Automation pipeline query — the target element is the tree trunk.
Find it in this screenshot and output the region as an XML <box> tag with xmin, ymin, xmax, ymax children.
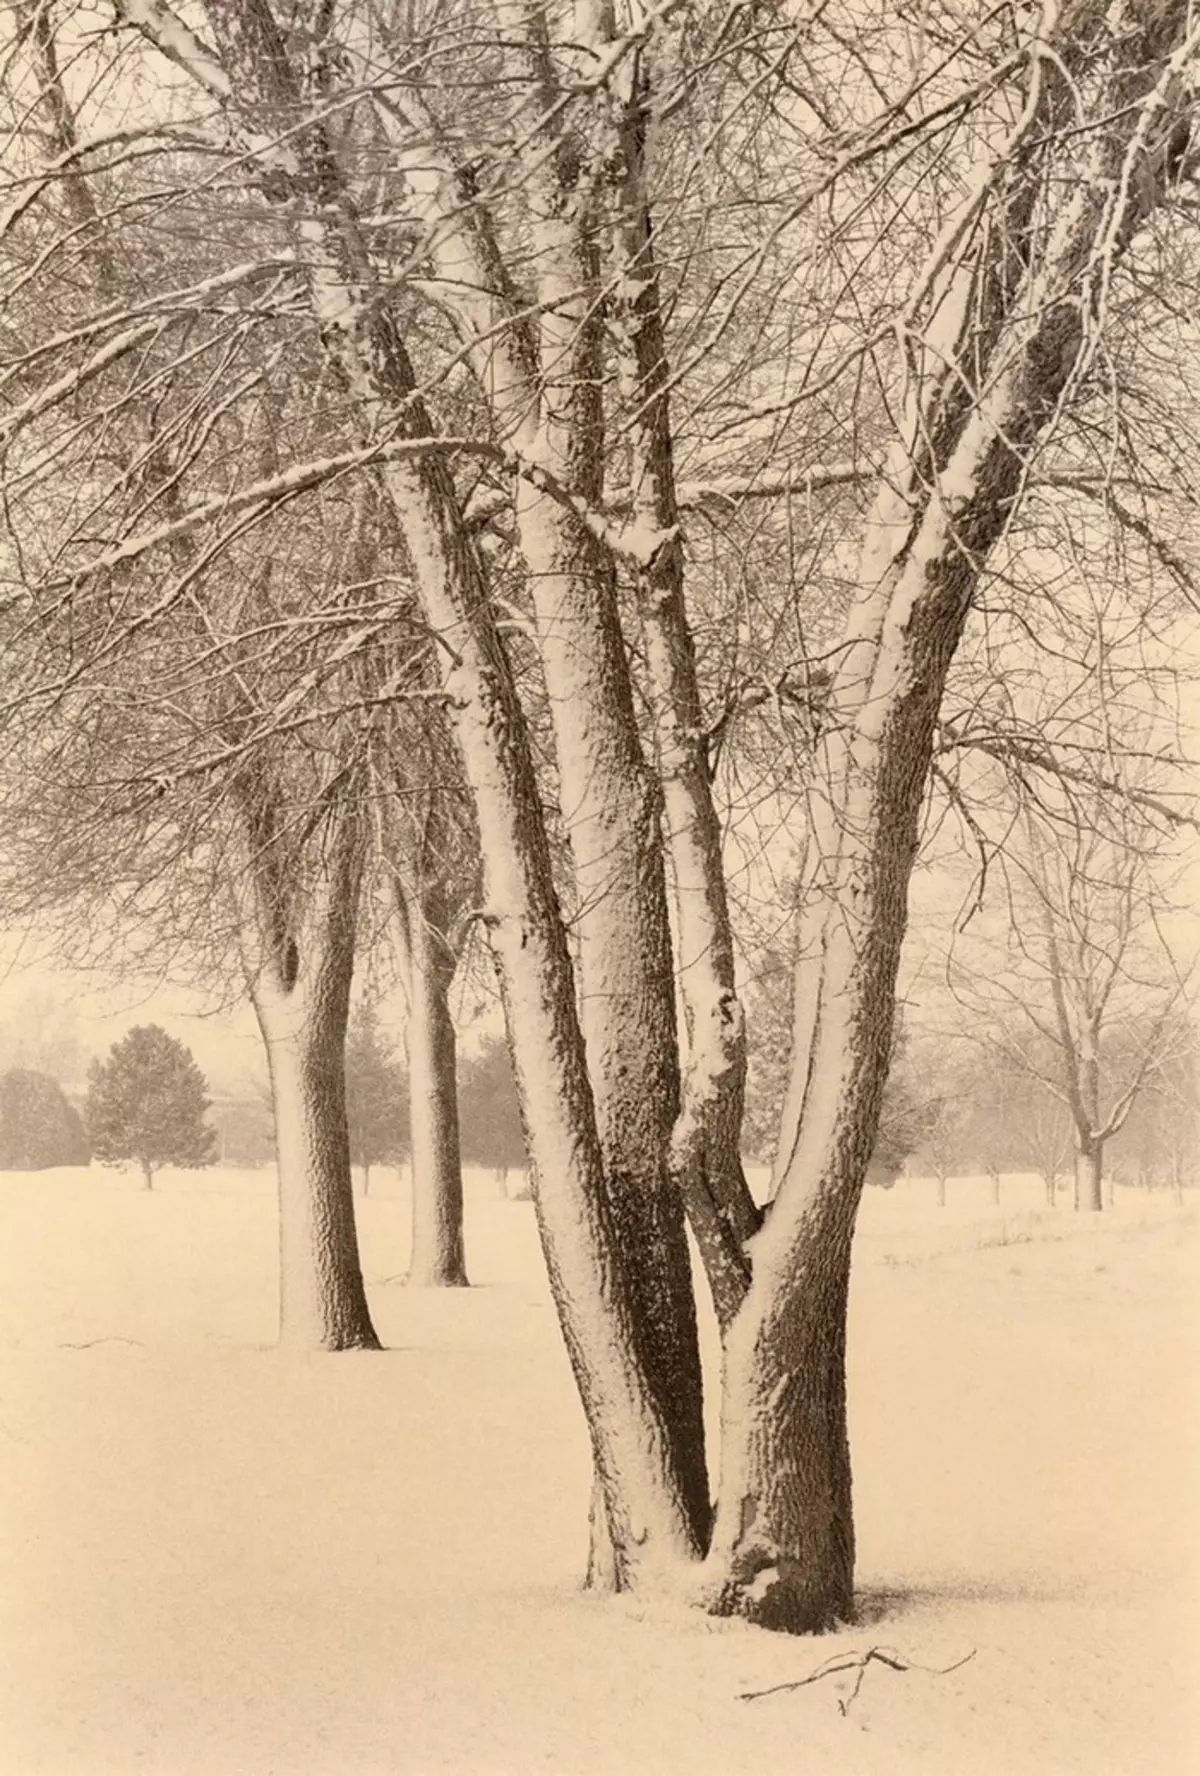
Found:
<box><xmin>607</xmin><ymin>78</ymin><xmax>760</xmax><ymax>1329</ymax></box>
<box><xmin>362</xmin><ymin>1161</ymin><xmax>370</xmax><ymax>1198</ymax></box>
<box><xmin>990</xmin><ymin>1169</ymin><xmax>1001</xmax><ymax>1208</ymax></box>
<box><xmin>239</xmin><ymin>788</ymin><xmax>380</xmax><ymax>1354</ymax></box>
<box><xmin>1075</xmin><ymin>1141</ymin><xmax>1104</xmax><ymax>1213</ymax></box>
<box><xmin>255</xmin><ymin>972</ymin><xmax>381</xmax><ymax>1352</ymax></box>
<box><xmin>703</xmin><ymin>1197</ymin><xmax>857</xmax><ymax>1632</ymax></box>
<box><xmin>936</xmin><ymin>1172</ymin><xmax>948</xmax><ymax>1209</ymax></box>
<box><xmin>1044</xmin><ymin>1170</ymin><xmax>1056</xmax><ymax>1208</ymax></box>
<box><xmin>404</xmin><ymin>921</ymin><xmax>468</xmax><ymax>1288</ymax></box>
<box><xmin>140</xmin><ymin>1157</ymin><xmax>153</xmax><ymax>1191</ymax></box>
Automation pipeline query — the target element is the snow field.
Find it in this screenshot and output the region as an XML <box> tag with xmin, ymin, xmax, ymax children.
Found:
<box><xmin>0</xmin><ymin>1164</ymin><xmax>1197</xmax><ymax>1774</ymax></box>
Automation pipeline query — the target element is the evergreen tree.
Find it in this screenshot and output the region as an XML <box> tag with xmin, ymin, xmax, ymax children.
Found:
<box><xmin>457</xmin><ymin>1036</ymin><xmax>528</xmax><ymax>1179</ymax></box>
<box><xmin>344</xmin><ymin>1004</ymin><xmax>409</xmax><ymax>1194</ymax></box>
<box><xmin>85</xmin><ymin>1026</ymin><xmax>216</xmax><ymax>1188</ymax></box>
<box><xmin>0</xmin><ymin>1069</ymin><xmax>90</xmax><ymax>1170</ymax></box>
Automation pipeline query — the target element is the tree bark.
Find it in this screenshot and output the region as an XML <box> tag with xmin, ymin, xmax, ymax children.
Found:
<box><xmin>1075</xmin><ymin>1141</ymin><xmax>1104</xmax><ymax>1213</ymax></box>
<box><xmin>240</xmin><ymin>789</ymin><xmax>380</xmax><ymax>1353</ymax></box>
<box><xmin>256</xmin><ymin>975</ymin><xmax>381</xmax><ymax>1350</ymax></box>
<box><xmin>606</xmin><ymin>59</ymin><xmax>760</xmax><ymax>1329</ymax></box>
<box><xmin>403</xmin><ymin>917</ymin><xmax>468</xmax><ymax>1288</ymax></box>
<box><xmin>369</xmin><ymin>35</ymin><xmax>710</xmax><ymax>1561</ymax></box>
<box><xmin>703</xmin><ymin>1195</ymin><xmax>857</xmax><ymax>1632</ymax></box>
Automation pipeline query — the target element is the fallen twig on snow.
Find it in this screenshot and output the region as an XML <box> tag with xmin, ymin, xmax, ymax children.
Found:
<box><xmin>739</xmin><ymin>1645</ymin><xmax>976</xmax><ymax>1714</ymax></box>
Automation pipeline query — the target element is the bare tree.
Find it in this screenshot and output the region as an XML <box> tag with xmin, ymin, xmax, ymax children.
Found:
<box><xmin>5</xmin><ymin>0</ymin><xmax>1196</xmax><ymax>1634</ymax></box>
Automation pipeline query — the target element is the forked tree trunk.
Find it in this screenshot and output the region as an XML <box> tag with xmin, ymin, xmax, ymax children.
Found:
<box><xmin>167</xmin><ymin>0</ymin><xmax>1190</xmax><ymax>1622</ymax></box>
<box><xmin>371</xmin><ymin>50</ymin><xmax>709</xmax><ymax>1557</ymax></box>
<box><xmin>403</xmin><ymin>919</ymin><xmax>468</xmax><ymax>1288</ymax></box>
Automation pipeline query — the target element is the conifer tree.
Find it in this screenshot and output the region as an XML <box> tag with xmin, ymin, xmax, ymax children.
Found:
<box><xmin>86</xmin><ymin>1026</ymin><xmax>216</xmax><ymax>1189</ymax></box>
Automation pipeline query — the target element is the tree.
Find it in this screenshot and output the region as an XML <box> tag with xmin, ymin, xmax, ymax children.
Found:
<box><xmin>378</xmin><ymin>706</ymin><xmax>475</xmax><ymax>1287</ymax></box>
<box><xmin>1109</xmin><ymin>1012</ymin><xmax>1200</xmax><ymax>1199</ymax></box>
<box><xmin>0</xmin><ymin>1069</ymin><xmax>89</xmax><ymax>1169</ymax></box>
<box><xmin>344</xmin><ymin>1002</ymin><xmax>409</xmax><ymax>1198</ymax></box>
<box><xmin>949</xmin><ymin>787</ymin><xmax>1189</xmax><ymax>1212</ymax></box>
<box><xmin>85</xmin><ymin>1025</ymin><xmax>216</xmax><ymax>1189</ymax></box>
<box><xmin>5</xmin><ymin>0</ymin><xmax>1195</xmax><ymax>1635</ymax></box>
<box><xmin>457</xmin><ymin>1034</ymin><xmax>529</xmax><ymax>1182</ymax></box>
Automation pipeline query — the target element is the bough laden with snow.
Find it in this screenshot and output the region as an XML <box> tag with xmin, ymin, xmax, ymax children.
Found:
<box><xmin>2</xmin><ymin>0</ymin><xmax>1196</xmax><ymax>1632</ymax></box>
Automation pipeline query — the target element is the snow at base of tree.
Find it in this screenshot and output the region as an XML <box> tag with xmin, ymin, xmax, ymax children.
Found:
<box><xmin>0</xmin><ymin>1163</ymin><xmax>1195</xmax><ymax>1774</ymax></box>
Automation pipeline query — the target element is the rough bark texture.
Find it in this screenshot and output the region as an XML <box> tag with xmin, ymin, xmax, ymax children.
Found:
<box><xmin>704</xmin><ymin>1209</ymin><xmax>857</xmax><ymax>1631</ymax></box>
<box><xmin>607</xmin><ymin>62</ymin><xmax>760</xmax><ymax>1331</ymax></box>
<box><xmin>257</xmin><ymin>977</ymin><xmax>381</xmax><ymax>1351</ymax></box>
<box><xmin>372</xmin><ymin>16</ymin><xmax>711</xmax><ymax>1565</ymax></box>
<box><xmin>244</xmin><ymin>786</ymin><xmax>378</xmax><ymax>1352</ymax></box>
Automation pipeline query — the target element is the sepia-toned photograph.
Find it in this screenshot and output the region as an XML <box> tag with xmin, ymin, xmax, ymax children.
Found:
<box><xmin>2</xmin><ymin>2</ymin><xmax>1198</xmax><ymax>1771</ymax></box>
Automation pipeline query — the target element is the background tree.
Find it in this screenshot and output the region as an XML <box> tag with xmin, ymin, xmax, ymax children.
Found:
<box><xmin>0</xmin><ymin>1068</ymin><xmax>89</xmax><ymax>1170</ymax></box>
<box><xmin>85</xmin><ymin>1025</ymin><xmax>216</xmax><ymax>1189</ymax></box>
<box><xmin>344</xmin><ymin>1001</ymin><xmax>409</xmax><ymax>1198</ymax></box>
<box><xmin>745</xmin><ymin>951</ymin><xmax>933</xmax><ymax>1184</ymax></box>
<box><xmin>1108</xmin><ymin>1011</ymin><xmax>1200</xmax><ymax>1199</ymax></box>
<box><xmin>948</xmin><ymin>786</ymin><xmax>1189</xmax><ymax>1211</ymax></box>
<box><xmin>457</xmin><ymin>1034</ymin><xmax>528</xmax><ymax>1193</ymax></box>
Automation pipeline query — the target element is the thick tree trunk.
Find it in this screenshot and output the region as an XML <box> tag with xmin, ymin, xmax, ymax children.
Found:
<box><xmin>1075</xmin><ymin>1141</ymin><xmax>1104</xmax><ymax>1213</ymax></box>
<box><xmin>254</xmin><ymin>968</ymin><xmax>380</xmax><ymax>1352</ymax></box>
<box><xmin>703</xmin><ymin>1206</ymin><xmax>857</xmax><ymax>1632</ymax></box>
<box><xmin>240</xmin><ymin>788</ymin><xmax>380</xmax><ymax>1353</ymax></box>
<box><xmin>404</xmin><ymin>922</ymin><xmax>468</xmax><ymax>1288</ymax></box>
<box><xmin>140</xmin><ymin>1158</ymin><xmax>153</xmax><ymax>1191</ymax></box>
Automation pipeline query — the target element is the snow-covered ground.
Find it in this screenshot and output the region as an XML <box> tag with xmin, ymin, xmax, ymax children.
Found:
<box><xmin>1</xmin><ymin>1164</ymin><xmax>1197</xmax><ymax>1775</ymax></box>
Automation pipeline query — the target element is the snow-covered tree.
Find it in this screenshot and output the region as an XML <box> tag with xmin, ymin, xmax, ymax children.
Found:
<box><xmin>5</xmin><ymin>0</ymin><xmax>1196</xmax><ymax>1634</ymax></box>
<box><xmin>85</xmin><ymin>1026</ymin><xmax>215</xmax><ymax>1188</ymax></box>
